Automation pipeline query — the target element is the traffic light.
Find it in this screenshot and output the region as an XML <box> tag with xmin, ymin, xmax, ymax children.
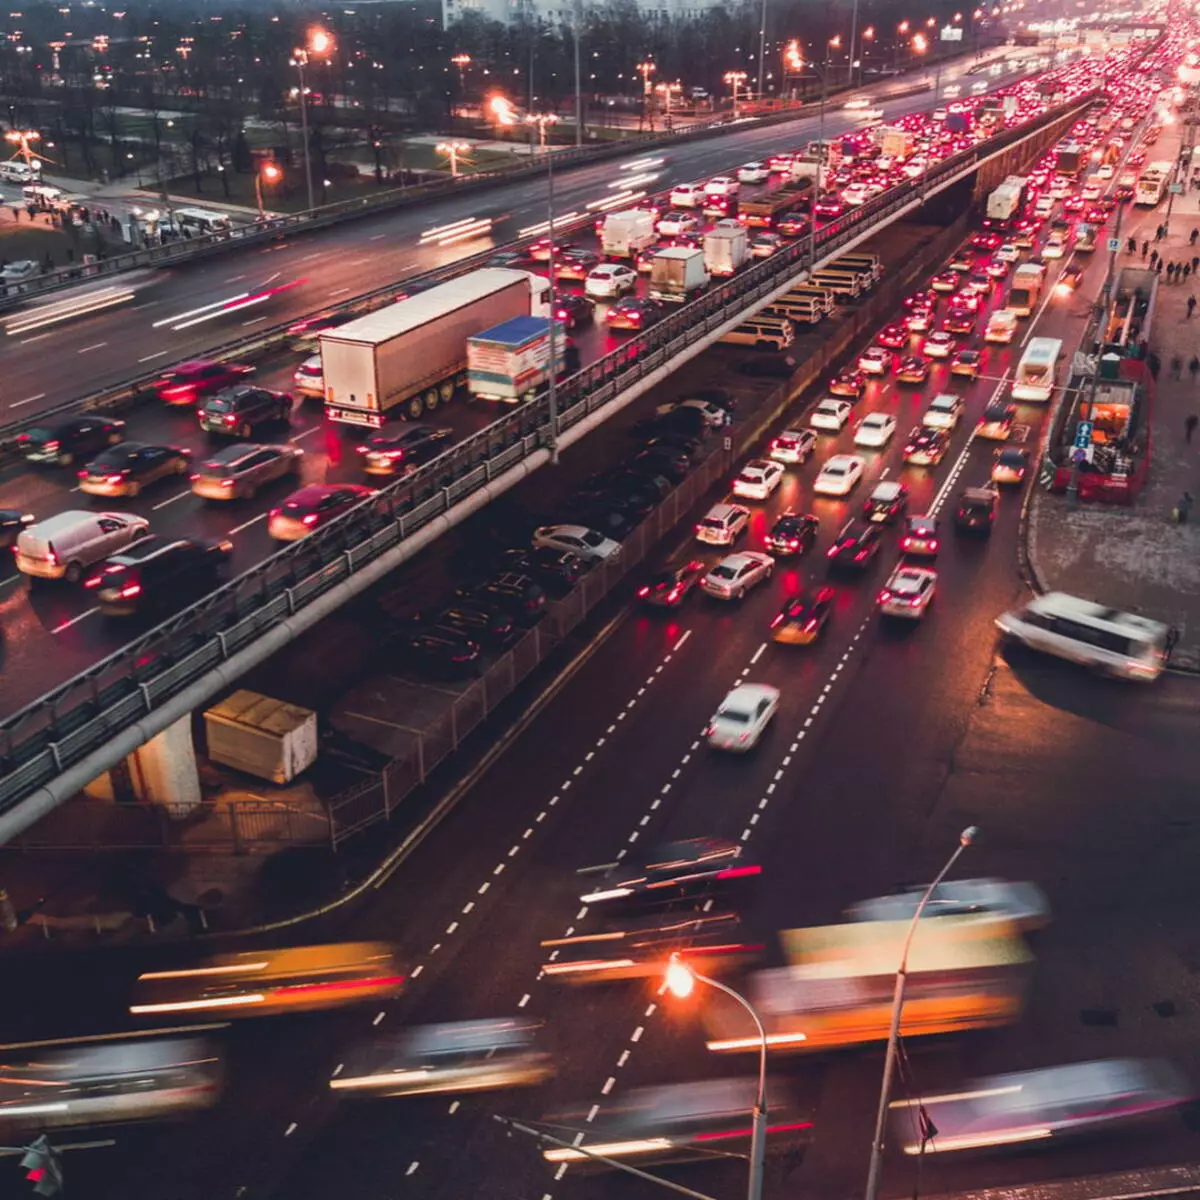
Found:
<box><xmin>20</xmin><ymin>1136</ymin><xmax>63</xmax><ymax>1196</ymax></box>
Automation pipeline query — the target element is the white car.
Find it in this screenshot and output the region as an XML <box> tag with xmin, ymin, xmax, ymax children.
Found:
<box><xmin>675</xmin><ymin>398</ymin><xmax>728</xmax><ymax>427</ymax></box>
<box><xmin>737</xmin><ymin>161</ymin><xmax>769</xmax><ymax>184</ymax></box>
<box><xmin>585</xmin><ymin>263</ymin><xmax>638</xmax><ymax>298</ymax></box>
<box><xmin>1042</xmin><ymin>232</ymin><xmax>1067</xmax><ymax>258</ymax></box>
<box><xmin>768</xmin><ymin>428</ymin><xmax>816</xmax><ymax>464</ymax></box>
<box><xmin>858</xmin><ymin>347</ymin><xmax>893</xmax><ymax>375</ymax></box>
<box><xmin>732</xmin><ymin>459</ymin><xmax>785</xmax><ymax>500</ymax></box>
<box><xmin>845</xmin><ymin>877</ymin><xmax>1051</xmax><ymax>930</ymax></box>
<box><xmin>842</xmin><ymin>184</ymin><xmax>869</xmax><ymax>206</ymax></box>
<box><xmin>854</xmin><ymin>412</ymin><xmax>897</xmax><ymax>448</ymax></box>
<box><xmin>695</xmin><ymin>501</ymin><xmax>750</xmax><ymax>545</ymax></box>
<box><xmin>669</xmin><ymin>183</ymin><xmax>704</xmax><ymax>207</ymax></box>
<box><xmin>810</xmin><ymin>398</ymin><xmax>852</xmax><ymax>431</ymax></box>
<box><xmin>706</xmin><ymin>683</ymin><xmax>780</xmax><ymax>752</ymax></box>
<box><xmin>1080</xmin><ymin>183</ymin><xmax>1101</xmax><ymax>201</ymax></box>
<box><xmin>705</xmin><ymin>175</ymin><xmax>740</xmax><ymax>197</ymax></box>
<box><xmin>813</xmin><ymin>454</ymin><xmax>866</xmax><ymax>496</ymax></box>
<box><xmin>923</xmin><ymin>331</ymin><xmax>955</xmax><ymax>359</ymax></box>
<box><xmin>1</xmin><ymin>259</ymin><xmax>38</xmax><ymax>282</ymax></box>
<box><xmin>532</xmin><ymin>524</ymin><xmax>620</xmax><ymax>563</ymax></box>
<box><xmin>657</xmin><ymin>210</ymin><xmax>699</xmax><ymax>236</ymax></box>
<box><xmin>878</xmin><ymin>564</ymin><xmax>937</xmax><ymax>618</ymax></box>
<box><xmin>922</xmin><ymin>394</ymin><xmax>965</xmax><ymax>430</ymax></box>
<box><xmin>994</xmin><ymin>242</ymin><xmax>1020</xmax><ymax>262</ymax></box>
<box><xmin>293</xmin><ymin>355</ymin><xmax>324</xmax><ymax>398</ymax></box>
<box><xmin>844</xmin><ymin>97</ymin><xmax>871</xmax><ymax>111</ymax></box>
<box><xmin>1096</xmin><ymin>162</ymin><xmax>1114</xmax><ymax>179</ymax></box>
<box><xmin>700</xmin><ymin>550</ymin><xmax>774</xmax><ymax>600</ymax></box>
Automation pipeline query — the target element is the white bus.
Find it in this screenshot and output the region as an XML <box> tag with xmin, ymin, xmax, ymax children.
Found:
<box><xmin>1134</xmin><ymin>162</ymin><xmax>1172</xmax><ymax>206</ymax></box>
<box><xmin>996</xmin><ymin>593</ymin><xmax>1171</xmax><ymax>681</ymax></box>
<box><xmin>1012</xmin><ymin>337</ymin><xmax>1062</xmax><ymax>401</ymax></box>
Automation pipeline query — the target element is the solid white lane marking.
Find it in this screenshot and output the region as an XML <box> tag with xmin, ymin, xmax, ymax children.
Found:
<box><xmin>11</xmin><ymin>393</ymin><xmax>45</xmax><ymax>407</ymax></box>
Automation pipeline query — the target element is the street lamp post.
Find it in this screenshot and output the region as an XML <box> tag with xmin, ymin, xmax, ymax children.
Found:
<box><xmin>290</xmin><ymin>26</ymin><xmax>334</xmax><ymax>213</ymax></box>
<box><xmin>724</xmin><ymin>70</ymin><xmax>748</xmax><ymax>119</ymax></box>
<box><xmin>756</xmin><ymin>0</ymin><xmax>768</xmax><ymax>105</ymax></box>
<box><xmin>895</xmin><ymin>20</ymin><xmax>909</xmax><ymax>71</ymax></box>
<box><xmin>801</xmin><ymin>53</ymin><xmax>832</xmax><ymax>272</ymax></box>
<box><xmin>255</xmin><ymin>162</ymin><xmax>281</xmax><ymax>218</ymax></box>
<box><xmin>863</xmin><ymin>826</ymin><xmax>979</xmax><ymax>1200</ymax></box>
<box><xmin>527</xmin><ymin>111</ymin><xmax>561</xmax><ymax>465</ymax></box>
<box><xmin>436</xmin><ymin>140</ymin><xmax>470</xmax><ymax>176</ymax></box>
<box><xmin>848</xmin><ymin>0</ymin><xmax>861</xmax><ymax>87</ymax></box>
<box><xmin>666</xmin><ymin>957</ymin><xmax>768</xmax><ymax>1200</ymax></box>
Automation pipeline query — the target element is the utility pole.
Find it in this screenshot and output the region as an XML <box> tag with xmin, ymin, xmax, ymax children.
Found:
<box><xmin>573</xmin><ymin>0</ymin><xmax>584</xmax><ymax>147</ymax></box>
<box><xmin>756</xmin><ymin>0</ymin><xmax>768</xmax><ymax>103</ymax></box>
<box><xmin>848</xmin><ymin>0</ymin><xmax>860</xmax><ymax>87</ymax></box>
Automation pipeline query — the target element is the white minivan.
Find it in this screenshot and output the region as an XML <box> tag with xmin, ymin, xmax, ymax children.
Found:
<box><xmin>15</xmin><ymin>511</ymin><xmax>151</xmax><ymax>583</ymax></box>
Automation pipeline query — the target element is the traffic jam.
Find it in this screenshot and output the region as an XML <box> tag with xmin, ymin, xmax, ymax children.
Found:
<box><xmin>0</xmin><ymin>37</ymin><xmax>1148</xmax><ymax>690</ymax></box>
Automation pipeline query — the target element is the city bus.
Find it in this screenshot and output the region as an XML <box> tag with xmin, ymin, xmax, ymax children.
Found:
<box><xmin>1134</xmin><ymin>162</ymin><xmax>1172</xmax><ymax>206</ymax></box>
<box><xmin>702</xmin><ymin>915</ymin><xmax>1032</xmax><ymax>1054</ymax></box>
<box><xmin>1013</xmin><ymin>337</ymin><xmax>1063</xmax><ymax>401</ymax></box>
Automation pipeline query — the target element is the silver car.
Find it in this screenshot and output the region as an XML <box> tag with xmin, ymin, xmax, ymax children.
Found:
<box><xmin>845</xmin><ymin>877</ymin><xmax>1050</xmax><ymax>931</ymax></box>
<box><xmin>190</xmin><ymin>443</ymin><xmax>302</xmax><ymax>501</ymax></box>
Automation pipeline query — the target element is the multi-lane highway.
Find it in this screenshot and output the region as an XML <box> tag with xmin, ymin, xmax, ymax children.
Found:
<box><xmin>6</xmin><ymin>53</ymin><xmax>1200</xmax><ymax>1196</ymax></box>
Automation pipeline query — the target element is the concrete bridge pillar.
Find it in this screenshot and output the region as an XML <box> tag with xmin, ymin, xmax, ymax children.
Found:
<box><xmin>84</xmin><ymin>715</ymin><xmax>202</xmax><ymax>818</ymax></box>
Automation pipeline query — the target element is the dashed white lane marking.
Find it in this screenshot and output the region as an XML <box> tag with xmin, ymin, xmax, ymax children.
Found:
<box><xmin>518</xmin><ymin>993</ymin><xmax>531</xmax><ymax>1008</ymax></box>
<box><xmin>601</xmin><ymin>1077</ymin><xmax>616</xmax><ymax>1095</ymax></box>
<box><xmin>10</xmin><ymin>393</ymin><xmax>44</xmax><ymax>407</ymax></box>
<box><xmin>331</xmin><ymin>1063</ymin><xmax>344</xmax><ymax>1078</ymax></box>
<box><xmin>411</xmin><ymin>964</ymin><xmax>423</xmax><ymax>978</ymax></box>
<box><xmin>228</xmin><ymin>512</ymin><xmax>266</xmax><ymax>536</ymax></box>
<box><xmin>617</xmin><ymin>1049</ymin><xmax>630</xmax><ymax>1067</ymax></box>
<box><xmin>284</xmin><ymin>1122</ymin><xmax>297</xmax><ymax>1137</ymax></box>
<box><xmin>750</xmin><ymin>640</ymin><xmax>767</xmax><ymax>665</ymax></box>
<box><xmin>587</xmin><ymin>1104</ymin><xmax>599</xmax><ymax>1122</ymax></box>
<box><xmin>448</xmin><ymin>1100</ymin><xmax>460</xmax><ymax>1114</ymax></box>
<box><xmin>372</xmin><ymin>1011</ymin><xmax>385</xmax><ymax>1027</ymax></box>
<box><xmin>51</xmin><ymin>608</ymin><xmax>98</xmax><ymax>634</ymax></box>
<box><xmin>76</xmin><ymin>341</ymin><xmax>106</xmax><ymax>353</ymax></box>
<box><xmin>673</xmin><ymin>629</ymin><xmax>692</xmax><ymax>651</ymax></box>
<box><xmin>151</xmin><ymin>490</ymin><xmax>190</xmax><ymax>510</ymax></box>
<box><xmin>406</xmin><ymin>1162</ymin><xmax>419</xmax><ymax>1177</ymax></box>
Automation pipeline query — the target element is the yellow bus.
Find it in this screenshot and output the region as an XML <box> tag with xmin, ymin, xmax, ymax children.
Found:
<box><xmin>703</xmin><ymin>916</ymin><xmax>1032</xmax><ymax>1054</ymax></box>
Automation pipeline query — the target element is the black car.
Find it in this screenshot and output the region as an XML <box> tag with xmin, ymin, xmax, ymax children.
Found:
<box><xmin>862</xmin><ymin>482</ymin><xmax>909</xmax><ymax>524</ymax></box>
<box><xmin>571</xmin><ymin>480</ymin><xmax>656</xmax><ymax>523</ymax></box>
<box><xmin>198</xmin><ymin>386</ymin><xmax>292</xmax><ymax>437</ymax></box>
<box><xmin>287</xmin><ymin>311</ymin><xmax>353</xmax><ymax>352</ymax></box>
<box><xmin>826</xmin><ymin>520</ymin><xmax>882</xmax><ymax>569</ymax></box>
<box><xmin>77</xmin><ymin>442</ymin><xmax>191</xmax><ymax>498</ymax></box>
<box><xmin>776</xmin><ymin>212</ymin><xmax>809</xmax><ymax>237</ymax></box>
<box><xmin>828</xmin><ymin>370</ymin><xmax>867</xmax><ymax>399</ymax></box>
<box><xmin>578</xmin><ymin>838</ymin><xmax>760</xmax><ymax>912</ymax></box>
<box><xmin>632</xmin><ymin>405</ymin><xmax>709</xmax><ymax>442</ymax></box>
<box><xmin>606</xmin><ymin>296</ymin><xmax>664</xmax><ymax>332</ymax></box>
<box><xmin>436</xmin><ymin>601</ymin><xmax>518</xmax><ymax>650</ymax></box>
<box><xmin>903</xmin><ymin>427</ymin><xmax>950</xmax><ymax>466</ymax></box>
<box><xmin>17</xmin><ymin>415</ymin><xmax>125</xmax><ymax>466</ymax></box>
<box><xmin>955</xmin><ymin>486</ymin><xmax>998</xmax><ymax>534</ymax></box>
<box><xmin>637</xmin><ymin>560</ymin><xmax>706</xmax><ymax>608</ymax></box>
<box><xmin>402</xmin><ymin>626</ymin><xmax>482</xmax><ymax>679</ymax></box>
<box><xmin>608</xmin><ymin>467</ymin><xmax>672</xmax><ymax>502</ymax></box>
<box><xmin>553</xmin><ymin>292</ymin><xmax>596</xmax><ymax>329</ymax></box>
<box><xmin>82</xmin><ymin>536</ymin><xmax>233</xmax><ymax>617</ymax></box>
<box><xmin>629</xmin><ymin>447</ymin><xmax>689</xmax><ymax>485</ymax></box>
<box><xmin>767</xmin><ymin>512</ymin><xmax>819</xmax><ymax>556</ymax></box>
<box><xmin>737</xmin><ymin>352</ymin><xmax>799</xmax><ymax>379</ymax></box>
<box><xmin>641</xmin><ymin>432</ymin><xmax>704</xmax><ymax>460</ymax></box>
<box><xmin>496</xmin><ymin>547</ymin><xmax>583</xmax><ymax>595</ymax></box>
<box><xmin>358</xmin><ymin>424</ymin><xmax>453</xmax><ymax>477</ymax></box>
<box><xmin>485</xmin><ymin>249</ymin><xmax>530</xmax><ymax>269</ymax></box>
<box><xmin>770</xmin><ymin>587</ymin><xmax>835</xmax><ymax>644</ymax></box>
<box><xmin>0</xmin><ymin>510</ymin><xmax>34</xmax><ymax>549</ymax></box>
<box><xmin>471</xmin><ymin>573</ymin><xmax>547</xmax><ymax>626</ymax></box>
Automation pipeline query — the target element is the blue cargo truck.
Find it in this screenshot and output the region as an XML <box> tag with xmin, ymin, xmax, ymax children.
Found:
<box><xmin>466</xmin><ymin>315</ymin><xmax>566</xmax><ymax>403</ymax></box>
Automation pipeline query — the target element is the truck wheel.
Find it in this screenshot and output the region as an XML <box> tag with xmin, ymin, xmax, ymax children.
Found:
<box><xmin>407</xmin><ymin>395</ymin><xmax>424</xmax><ymax>420</ymax></box>
<box><xmin>423</xmin><ymin>388</ymin><xmax>440</xmax><ymax>412</ymax></box>
<box><xmin>439</xmin><ymin>380</ymin><xmax>456</xmax><ymax>404</ymax></box>
<box><xmin>65</xmin><ymin>561</ymin><xmax>83</xmax><ymax>584</ymax></box>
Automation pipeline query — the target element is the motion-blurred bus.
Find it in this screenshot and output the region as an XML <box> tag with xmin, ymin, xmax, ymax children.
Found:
<box><xmin>703</xmin><ymin>916</ymin><xmax>1032</xmax><ymax>1054</ymax></box>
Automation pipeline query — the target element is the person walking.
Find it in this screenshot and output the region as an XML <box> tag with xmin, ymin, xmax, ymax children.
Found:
<box><xmin>1142</xmin><ymin>239</ymin><xmax>1150</xmax><ymax>259</ymax></box>
<box><xmin>1150</xmin><ymin>248</ymin><xmax>1159</xmax><ymax>268</ymax></box>
<box><xmin>1167</xmin><ymin>262</ymin><xmax>1176</xmax><ymax>282</ymax></box>
<box><xmin>1189</xmin><ymin>295</ymin><xmax>1197</xmax><ymax>319</ymax></box>
<box><xmin>1156</xmin><ymin>223</ymin><xmax>1166</xmax><ymax>242</ymax></box>
<box><xmin>1128</xmin><ymin>235</ymin><xmax>1139</xmax><ymax>254</ymax></box>
<box><xmin>1187</xmin><ymin>414</ymin><xmax>1198</xmax><ymax>443</ymax></box>
<box><xmin>1192</xmin><ymin>227</ymin><xmax>1199</xmax><ymax>246</ymax></box>
<box><xmin>1172</xmin><ymin>354</ymin><xmax>1184</xmax><ymax>378</ymax></box>
<box><xmin>1156</xmin><ymin>259</ymin><xmax>1164</xmax><ymax>277</ymax></box>
<box><xmin>1186</xmin><ymin>264</ymin><xmax>1193</xmax><ymax>283</ymax></box>
<box><xmin>1174</xmin><ymin>491</ymin><xmax>1194</xmax><ymax>523</ymax></box>
<box><xmin>1192</xmin><ymin>255</ymin><xmax>1199</xmax><ymax>273</ymax></box>
<box><xmin>1189</xmin><ymin>354</ymin><xmax>1200</xmax><ymax>380</ymax></box>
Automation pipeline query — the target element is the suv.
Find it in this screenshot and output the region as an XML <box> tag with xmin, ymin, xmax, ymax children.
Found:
<box><xmin>17</xmin><ymin>415</ymin><xmax>125</xmax><ymax>466</ymax></box>
<box><xmin>471</xmin><ymin>573</ymin><xmax>547</xmax><ymax>626</ymax></box>
<box><xmin>955</xmin><ymin>486</ymin><xmax>998</xmax><ymax>534</ymax></box>
<box><xmin>199</xmin><ymin>386</ymin><xmax>292</xmax><ymax>437</ymax></box>
<box><xmin>695</xmin><ymin>503</ymin><xmax>750</xmax><ymax>546</ymax></box>
<box><xmin>84</xmin><ymin>536</ymin><xmax>233</xmax><ymax>616</ymax></box>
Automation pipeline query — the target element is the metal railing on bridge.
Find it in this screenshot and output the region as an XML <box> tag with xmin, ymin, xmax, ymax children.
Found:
<box><xmin>0</xmin><ymin>90</ymin><xmax>1100</xmax><ymax>819</ymax></box>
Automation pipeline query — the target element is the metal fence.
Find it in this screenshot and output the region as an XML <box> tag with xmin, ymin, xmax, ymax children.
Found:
<box><xmin>0</xmin><ymin>92</ymin><xmax>1100</xmax><ymax>818</ymax></box>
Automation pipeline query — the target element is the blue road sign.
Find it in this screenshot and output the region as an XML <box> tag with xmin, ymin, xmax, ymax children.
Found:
<box><xmin>1074</xmin><ymin>420</ymin><xmax>1094</xmax><ymax>449</ymax></box>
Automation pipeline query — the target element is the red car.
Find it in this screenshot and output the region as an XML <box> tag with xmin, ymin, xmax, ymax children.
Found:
<box><xmin>969</xmin><ymin>231</ymin><xmax>1002</xmax><ymax>252</ymax></box>
<box><xmin>157</xmin><ymin>360</ymin><xmax>255</xmax><ymax>407</ymax></box>
<box><xmin>875</xmin><ymin>323</ymin><xmax>910</xmax><ymax>350</ymax></box>
<box><xmin>267</xmin><ymin>483</ymin><xmax>376</xmax><ymax>541</ymax></box>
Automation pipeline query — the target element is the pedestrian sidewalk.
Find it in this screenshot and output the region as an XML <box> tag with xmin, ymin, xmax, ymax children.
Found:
<box><xmin>1027</xmin><ymin>138</ymin><xmax>1200</xmax><ymax>669</ymax></box>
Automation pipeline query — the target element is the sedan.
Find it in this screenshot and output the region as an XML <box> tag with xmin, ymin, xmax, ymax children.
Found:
<box><xmin>813</xmin><ymin>454</ymin><xmax>866</xmax><ymax>496</ymax></box>
<box><xmin>359</xmin><ymin>425</ymin><xmax>453</xmax><ymax>477</ymax></box>
<box><xmin>950</xmin><ymin>349</ymin><xmax>981</xmax><ymax>378</ymax></box>
<box><xmin>190</xmin><ymin>443</ymin><xmax>302</xmax><ymax>501</ymax></box>
<box><xmin>585</xmin><ymin>263</ymin><xmax>638</xmax><ymax>299</ymax></box>
<box><xmin>943</xmin><ymin>309</ymin><xmax>976</xmax><ymax>335</ymax></box>
<box><xmin>1056</xmin><ymin>262</ymin><xmax>1085</xmax><ymax>294</ymax></box>
<box><xmin>775</xmin><ymin>212</ymin><xmax>810</xmax><ymax>238</ymax></box>
<box><xmin>994</xmin><ymin>242</ymin><xmax>1020</xmax><ymax>262</ymax></box>
<box><xmin>923</xmin><ymin>331</ymin><xmax>956</xmax><ymax>359</ymax></box>
<box><xmin>657</xmin><ymin>210</ymin><xmax>699</xmax><ymax>236</ymax></box>
<box><xmin>268</xmin><ymin>483</ymin><xmax>377</xmax><ymax>540</ymax></box>
<box><xmin>828</xmin><ymin>370</ymin><xmax>867</xmax><ymax>399</ymax></box>
<box><xmin>930</xmin><ymin>270</ymin><xmax>959</xmax><ymax>293</ymax></box>
<box><xmin>706</xmin><ymin>684</ymin><xmax>779</xmax><ymax>751</ymax></box>
<box><xmin>854</xmin><ymin>412</ymin><xmax>897</xmax><ymax>448</ymax></box>
<box><xmin>878</xmin><ymin>564</ymin><xmax>937</xmax><ymax>618</ymax></box>
<box><xmin>984</xmin><ymin>256</ymin><xmax>1011</xmax><ymax>280</ymax></box>
<box><xmin>896</xmin><ymin>355</ymin><xmax>930</xmax><ymax>385</ymax></box>
<box><xmin>857</xmin><ymin>347</ymin><xmax>894</xmax><ymax>376</ymax></box>
<box><xmin>78</xmin><ymin>442</ymin><xmax>191</xmax><ymax>497</ymax></box>
<box><xmin>826</xmin><ymin>519</ymin><xmax>881</xmax><ymax>567</ymax></box>
<box><xmin>606</xmin><ymin>296</ymin><xmax>664</xmax><ymax>331</ymax></box>
<box><xmin>768</xmin><ymin>428</ymin><xmax>816</xmax><ymax>464</ymax></box>
<box><xmin>554</xmin><ymin>250</ymin><xmax>600</xmax><ymax>281</ymax></box>
<box><xmin>701</xmin><ymin>550</ymin><xmax>774</xmax><ymax>600</ymax></box>
<box><xmin>497</xmin><ymin>547</ymin><xmax>583</xmax><ymax>596</ymax></box>
<box><xmin>905</xmin><ymin>306</ymin><xmax>935</xmax><ymax>333</ymax></box>
<box><xmin>903</xmin><ymin>427</ymin><xmax>949</xmax><ymax>466</ymax></box>
<box><xmin>862</xmin><ymin>480</ymin><xmax>908</xmax><ymax>524</ymax></box>
<box><xmin>749</xmin><ymin>233</ymin><xmax>783</xmax><ymax>258</ymax></box>
<box><xmin>532</xmin><ymin>524</ymin><xmax>621</xmax><ymax>562</ymax></box>
<box><xmin>737</xmin><ymin>162</ymin><xmax>769</xmax><ymax>183</ymax></box>
<box><xmin>770</xmin><ymin>587</ymin><xmax>835</xmax><ymax>645</ymax></box>
<box><xmin>876</xmin><ymin>323</ymin><xmax>910</xmax><ymax>350</ymax></box>
<box><xmin>17</xmin><ymin>415</ymin><xmax>125</xmax><ymax>466</ymax></box>
<box><xmin>705</xmin><ymin>175</ymin><xmax>740</xmax><ymax>196</ymax></box>
<box><xmin>403</xmin><ymin>626</ymin><xmax>482</xmax><ymax>680</ymax></box>
<box><xmin>810</xmin><ymin>398</ymin><xmax>852</xmax><ymax>431</ymax></box>
<box><xmin>732</xmin><ymin>459</ymin><xmax>785</xmax><ymax>501</ymax></box>
<box><xmin>813</xmin><ymin>197</ymin><xmax>845</xmax><ymax>219</ymax></box>
<box><xmin>900</xmin><ymin>514</ymin><xmax>940</xmax><ymax>557</ymax></box>
<box><xmin>992</xmin><ymin>447</ymin><xmax>1030</xmax><ymax>484</ymax></box>
<box><xmin>766</xmin><ymin>511</ymin><xmax>819</xmax><ymax>556</ymax></box>
<box><xmin>553</xmin><ymin>292</ymin><xmax>595</xmax><ymax>329</ymax></box>
<box><xmin>637</xmin><ymin>560</ymin><xmax>706</xmax><ymax>608</ymax></box>
<box><xmin>293</xmin><ymin>356</ymin><xmax>325</xmax><ymax>398</ymax></box>
<box><xmin>922</xmin><ymin>394</ymin><xmax>965</xmax><ymax>430</ymax></box>
<box><xmin>157</xmin><ymin>360</ymin><xmax>255</xmax><ymax>406</ymax></box>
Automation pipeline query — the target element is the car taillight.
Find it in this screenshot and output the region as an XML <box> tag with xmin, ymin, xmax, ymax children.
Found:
<box><xmin>44</xmin><ymin>441</ymin><xmax>59</xmax><ymax>453</ymax></box>
<box><xmin>76</xmin><ymin>469</ymin><xmax>88</xmax><ymax>479</ymax></box>
<box><xmin>83</xmin><ymin>574</ymin><xmax>102</xmax><ymax>589</ymax></box>
<box><xmin>667</xmin><ymin>586</ymin><xmax>682</xmax><ymax>603</ymax></box>
<box><xmin>637</xmin><ymin>586</ymin><xmax>650</xmax><ymax>598</ymax></box>
<box><xmin>928</xmin><ymin>540</ymin><xmax>938</xmax><ymax>551</ymax></box>
<box><xmin>826</xmin><ymin>546</ymin><xmax>838</xmax><ymax>558</ymax></box>
<box><xmin>878</xmin><ymin>590</ymin><xmax>891</xmax><ymax>603</ymax></box>
<box><xmin>221</xmin><ymin>478</ymin><xmax>234</xmax><ymax>487</ymax></box>
<box><xmin>119</xmin><ymin>583</ymin><xmax>141</xmax><ymax>599</ymax></box>
<box><xmin>189</xmin><ymin>473</ymin><xmax>200</xmax><ymax>481</ymax></box>
<box><xmin>855</xmin><ymin>549</ymin><xmax>868</xmax><ymax>560</ymax></box>
<box><xmin>106</xmin><ymin>474</ymin><xmax>123</xmax><ymax>484</ymax></box>
<box><xmin>269</xmin><ymin>508</ymin><xmax>281</xmax><ymax>518</ymax></box>
<box><xmin>716</xmin><ymin>865</ymin><xmax>762</xmax><ymax>880</ymax></box>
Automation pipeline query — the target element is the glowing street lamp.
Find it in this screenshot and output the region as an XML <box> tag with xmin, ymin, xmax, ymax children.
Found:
<box><xmin>665</xmin><ymin>955</ymin><xmax>768</xmax><ymax>1200</ymax></box>
<box><xmin>437</xmin><ymin>140</ymin><xmax>471</xmax><ymax>176</ymax></box>
<box><xmin>725</xmin><ymin>69</ymin><xmax>748</xmax><ymax>118</ymax></box>
<box><xmin>5</xmin><ymin>128</ymin><xmax>41</xmax><ymax>169</ymax></box>
<box><xmin>290</xmin><ymin>25</ymin><xmax>335</xmax><ymax>212</ymax></box>
<box><xmin>255</xmin><ymin>161</ymin><xmax>282</xmax><ymax>217</ymax></box>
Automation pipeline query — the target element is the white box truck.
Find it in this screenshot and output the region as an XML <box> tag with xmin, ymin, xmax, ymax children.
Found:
<box><xmin>703</xmin><ymin>226</ymin><xmax>749</xmax><ymax>277</ymax></box>
<box><xmin>204</xmin><ymin>690</ymin><xmax>318</xmax><ymax>785</ymax></box>
<box><xmin>875</xmin><ymin>126</ymin><xmax>915</xmax><ymax>157</ymax></box>
<box><xmin>601</xmin><ymin>209</ymin><xmax>657</xmax><ymax>258</ymax></box>
<box><xmin>320</xmin><ymin>268</ymin><xmax>550</xmax><ymax>426</ymax></box>
<box><xmin>985</xmin><ymin>175</ymin><xmax>1026</xmax><ymax>226</ymax></box>
<box><xmin>649</xmin><ymin>247</ymin><xmax>710</xmax><ymax>303</ymax></box>
<box><xmin>467</xmin><ymin>316</ymin><xmax>565</xmax><ymax>403</ymax></box>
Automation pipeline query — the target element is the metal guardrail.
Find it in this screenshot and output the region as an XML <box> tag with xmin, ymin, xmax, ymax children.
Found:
<box><xmin>0</xmin><ymin>90</ymin><xmax>1100</xmax><ymax>814</ymax></box>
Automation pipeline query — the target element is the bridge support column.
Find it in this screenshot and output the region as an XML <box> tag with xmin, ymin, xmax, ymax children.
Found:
<box><xmin>84</xmin><ymin>715</ymin><xmax>202</xmax><ymax>817</ymax></box>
